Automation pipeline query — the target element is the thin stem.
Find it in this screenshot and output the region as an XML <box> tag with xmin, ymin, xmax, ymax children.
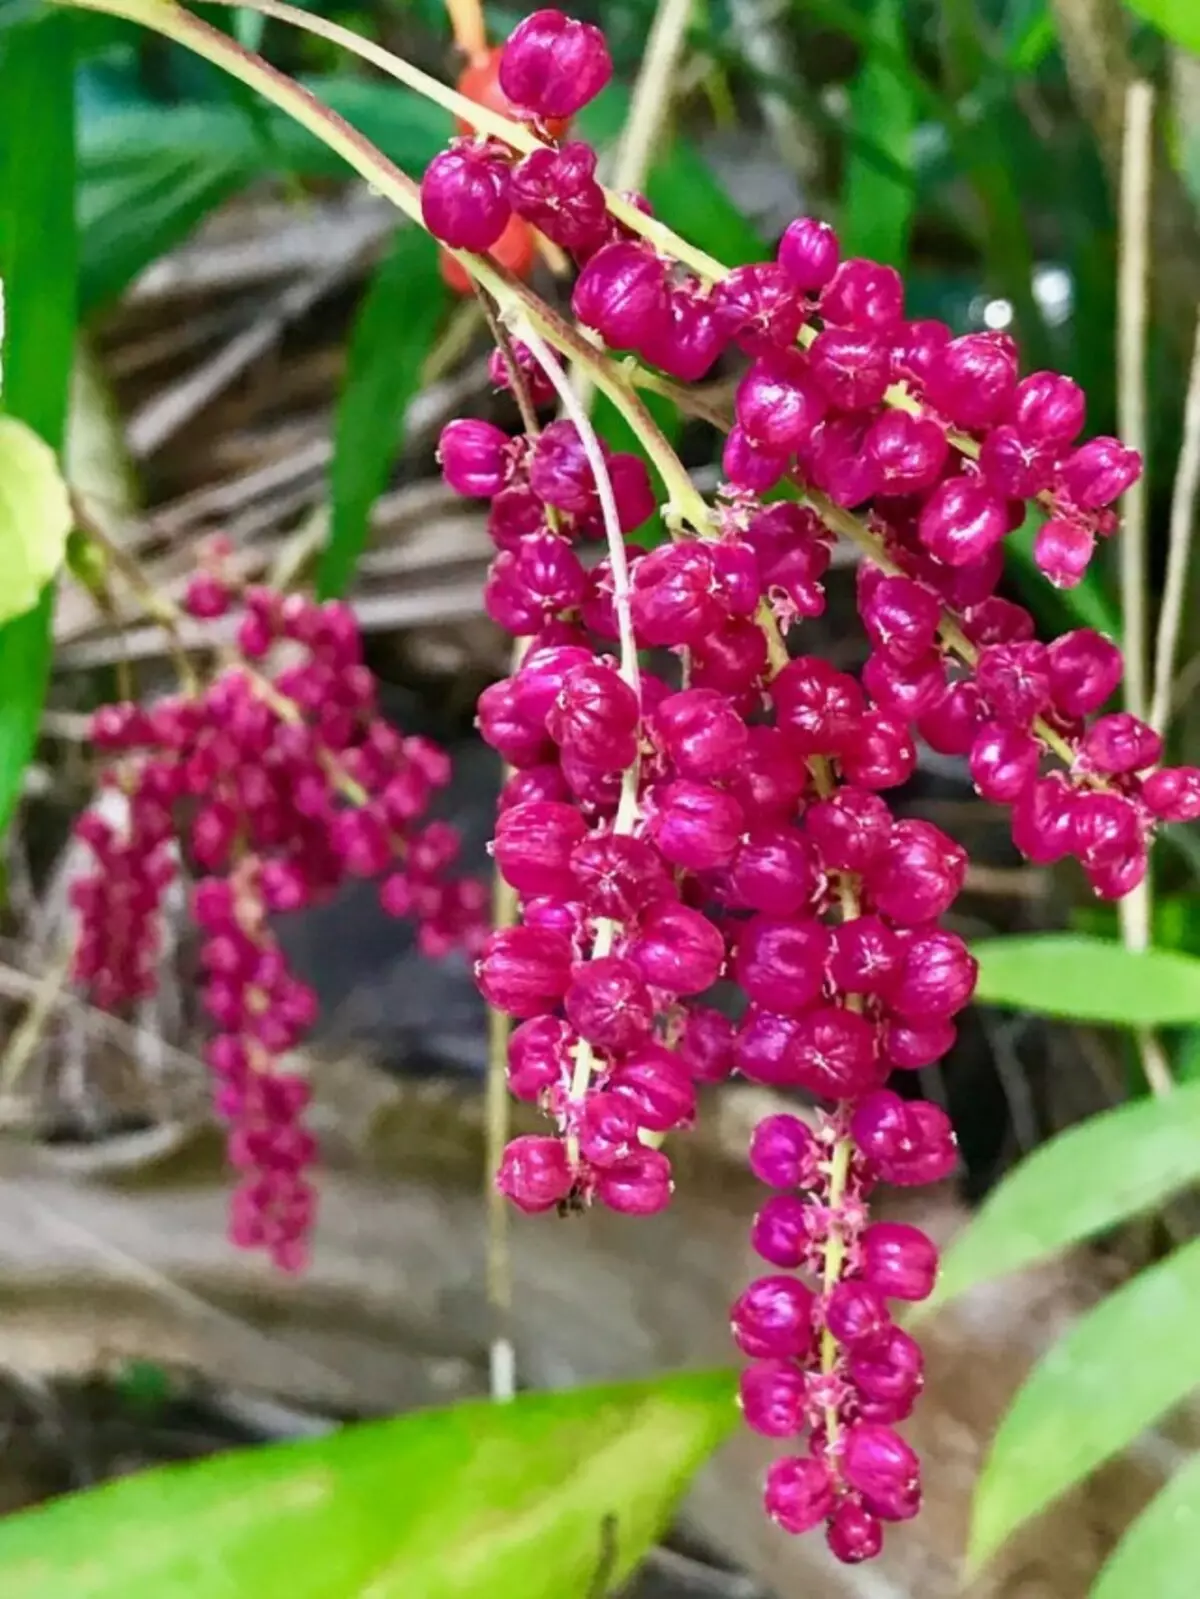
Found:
<box><xmin>1117</xmin><ymin>80</ymin><xmax>1153</xmax><ymax>721</ymax></box>
<box><xmin>1149</xmin><ymin>309</ymin><xmax>1200</xmax><ymax>736</ymax></box>
<box><xmin>512</xmin><ymin>324</ymin><xmax>644</xmax><ymax>1132</ymax></box>
<box><xmin>612</xmin><ymin>0</ymin><xmax>694</xmax><ymax>204</ymax></box>
<box><xmin>443</xmin><ymin>0</ymin><xmax>487</xmax><ymax>60</ymax></box>
<box><xmin>171</xmin><ymin>0</ymin><xmax>729</xmax><ymax>282</ymax></box>
<box><xmin>571</xmin><ymin>0</ymin><xmax>695</xmax><ymax>415</ymax></box>
<box><xmin>1116</xmin><ymin>82</ymin><xmax>1163</xmax><ymax>1092</ymax></box>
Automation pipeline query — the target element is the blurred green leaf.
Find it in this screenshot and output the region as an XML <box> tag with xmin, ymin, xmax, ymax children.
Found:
<box><xmin>1002</xmin><ymin>0</ymin><xmax>1056</xmax><ymax>71</ymax></box>
<box><xmin>0</xmin><ymin>419</ymin><xmax>72</xmax><ymax>623</ymax></box>
<box><xmin>1122</xmin><ymin>1</ymin><xmax>1200</xmax><ymax>53</ymax></box>
<box><xmin>77</xmin><ymin>78</ymin><xmax>451</xmax><ymax>311</ymax></box>
<box><xmin>841</xmin><ymin>0</ymin><xmax>915</xmax><ymax>266</ymax></box>
<box><xmin>973</xmin><ymin>936</ymin><xmax>1200</xmax><ymax>1026</ymax></box>
<box><xmin>924</xmin><ymin>1083</ymin><xmax>1200</xmax><ymax>1313</ymax></box>
<box><xmin>1090</xmin><ymin>1450</ymin><xmax>1200</xmax><ymax>1599</ymax></box>
<box><xmin>319</xmin><ymin>228</ymin><xmax>448</xmax><ymax>599</ymax></box>
<box><xmin>0</xmin><ymin>1373</ymin><xmax>735</xmax><ymax>1598</ymax></box>
<box><xmin>0</xmin><ymin>14</ymin><xmax>76</xmax><ymax>842</ymax></box>
<box><xmin>969</xmin><ymin>1239</ymin><xmax>1200</xmax><ymax>1572</ymax></box>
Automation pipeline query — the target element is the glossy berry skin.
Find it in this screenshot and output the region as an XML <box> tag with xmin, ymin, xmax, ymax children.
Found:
<box><xmin>499</xmin><ymin>8</ymin><xmax>613</xmax><ymax>120</ymax></box>
<box><xmin>420</xmin><ymin>144</ymin><xmax>511</xmax><ymax>251</ymax></box>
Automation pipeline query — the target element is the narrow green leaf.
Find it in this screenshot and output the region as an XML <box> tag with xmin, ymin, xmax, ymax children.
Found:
<box><xmin>1122</xmin><ymin>0</ymin><xmax>1200</xmax><ymax>54</ymax></box>
<box><xmin>840</xmin><ymin>0</ymin><xmax>916</xmax><ymax>267</ymax></box>
<box><xmin>0</xmin><ymin>418</ymin><xmax>72</xmax><ymax>622</ymax></box>
<box><xmin>0</xmin><ymin>14</ymin><xmax>76</xmax><ymax>841</ymax></box>
<box><xmin>0</xmin><ymin>1372</ymin><xmax>735</xmax><ymax>1598</ymax></box>
<box><xmin>969</xmin><ymin>1239</ymin><xmax>1200</xmax><ymax>1571</ymax></box>
<box><xmin>318</xmin><ymin>228</ymin><xmax>447</xmax><ymax>599</ymax></box>
<box><xmin>972</xmin><ymin>936</ymin><xmax>1200</xmax><ymax>1026</ymax></box>
<box><xmin>924</xmin><ymin>1083</ymin><xmax>1200</xmax><ymax>1313</ymax></box>
<box><xmin>1003</xmin><ymin>0</ymin><xmax>1056</xmax><ymax>73</ymax></box>
<box><xmin>1090</xmin><ymin>1450</ymin><xmax>1200</xmax><ymax>1599</ymax></box>
<box><xmin>0</xmin><ymin>14</ymin><xmax>77</xmax><ymax>445</ymax></box>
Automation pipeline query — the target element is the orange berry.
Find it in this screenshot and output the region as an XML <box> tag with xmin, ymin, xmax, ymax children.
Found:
<box><xmin>439</xmin><ymin>214</ymin><xmax>537</xmax><ymax>296</ymax></box>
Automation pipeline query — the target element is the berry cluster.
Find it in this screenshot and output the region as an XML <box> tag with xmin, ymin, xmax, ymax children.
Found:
<box><xmin>72</xmin><ymin>564</ymin><xmax>485</xmax><ymax>1269</ymax></box>
<box><xmin>419</xmin><ymin>5</ymin><xmax>1200</xmax><ymax>1564</ymax></box>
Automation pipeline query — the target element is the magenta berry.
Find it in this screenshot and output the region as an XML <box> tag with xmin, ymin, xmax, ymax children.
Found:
<box><xmin>500</xmin><ymin>8</ymin><xmax>613</xmax><ymax>120</ymax></box>
<box><xmin>420</xmin><ymin>143</ymin><xmax>511</xmax><ymax>250</ymax></box>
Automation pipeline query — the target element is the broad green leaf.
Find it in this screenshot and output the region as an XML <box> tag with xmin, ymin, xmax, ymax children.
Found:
<box><xmin>924</xmin><ymin>1083</ymin><xmax>1200</xmax><ymax>1313</ymax></box>
<box><xmin>318</xmin><ymin>228</ymin><xmax>448</xmax><ymax>598</ymax></box>
<box><xmin>0</xmin><ymin>14</ymin><xmax>76</xmax><ymax>841</ymax></box>
<box><xmin>0</xmin><ymin>1372</ymin><xmax>735</xmax><ymax>1598</ymax></box>
<box><xmin>1122</xmin><ymin>1</ymin><xmax>1200</xmax><ymax>54</ymax></box>
<box><xmin>841</xmin><ymin>0</ymin><xmax>916</xmax><ymax>267</ymax></box>
<box><xmin>1090</xmin><ymin>1450</ymin><xmax>1200</xmax><ymax>1599</ymax></box>
<box><xmin>973</xmin><ymin>936</ymin><xmax>1200</xmax><ymax>1026</ymax></box>
<box><xmin>969</xmin><ymin>1239</ymin><xmax>1200</xmax><ymax>1571</ymax></box>
<box><xmin>0</xmin><ymin>418</ymin><xmax>72</xmax><ymax>622</ymax></box>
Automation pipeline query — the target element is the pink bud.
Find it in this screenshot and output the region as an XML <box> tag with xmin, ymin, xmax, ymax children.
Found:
<box><xmin>1007</xmin><ymin>370</ymin><xmax>1086</xmax><ymax>446</ymax></box>
<box><xmin>565</xmin><ymin>955</ymin><xmax>654</xmax><ymax>1051</ymax></box>
<box><xmin>1060</xmin><ymin>436</ymin><xmax>1141</xmax><ymax>508</ymax></box>
<box><xmin>496</xmin><ymin>1134</ymin><xmax>573</xmax><ymax>1213</ymax></box>
<box><xmin>594</xmin><ymin>1147</ymin><xmax>674</xmax><ymax>1215</ymax></box>
<box><xmin>1034</xmin><ymin>517</ymin><xmax>1095</xmax><ymax>587</ymax></box>
<box><xmin>808</xmin><ymin>326</ymin><xmax>890</xmax><ymax>411</ymax></box>
<box><xmin>735</xmin><ymin>349</ymin><xmax>827</xmax><ymax>452</ymax></box>
<box><xmin>969</xmin><ymin>720</ymin><xmax>1040</xmax><ymax>802</ymax></box>
<box><xmin>866</xmin><ymin>410</ymin><xmax>949</xmax><ymax>494</ymax></box>
<box><xmin>764</xmin><ymin>1455</ymin><xmax>836</xmax><ymax>1534</ymax></box>
<box><xmin>628</xmin><ymin>900</ymin><xmax>725</xmax><ymax>995</ymax></box>
<box><xmin>731</xmin><ymin>1274</ymin><xmax>816</xmax><ymax>1358</ymax></box>
<box><xmin>420</xmin><ymin>144</ymin><xmax>511</xmax><ymax>250</ymax></box>
<box><xmin>500</xmin><ymin>8</ymin><xmax>613</xmax><ymax>119</ymax></box>
<box><xmin>924</xmin><ymin>331</ymin><xmax>1018</xmax><ymax>429</ymax></box>
<box><xmin>572</xmin><ymin>240</ymin><xmax>667</xmax><ymax>352</ymax></box>
<box><xmin>827</xmin><ymin>1501</ymin><xmax>884</xmax><ymax>1564</ymax></box>
<box><xmin>1142</xmin><ymin>766</ymin><xmax>1200</xmax><ymax>822</ymax></box>
<box><xmin>1046</xmin><ymin>627</ymin><xmax>1123</xmax><ymax>716</ymax></box>
<box><xmin>777</xmin><ymin>215</ymin><xmax>840</xmax><ymax>291</ymax></box>
<box><xmin>438</xmin><ymin>418</ymin><xmax>511</xmax><ymax>497</ymax></box>
<box><xmin>649</xmin><ymin>779</ymin><xmax>746</xmax><ymax>871</ymax></box>
<box><xmin>749</xmin><ymin>1112</ymin><xmax>819</xmax><ymax>1188</ymax></box>
<box><xmin>820</xmin><ymin>258</ymin><xmax>904</xmax><ymax>330</ymax></box>
<box><xmin>1080</xmin><ymin>712</ymin><xmax>1162</xmax><ymax>775</ymax></box>
<box><xmin>917</xmin><ymin>476</ymin><xmax>1008</xmax><ymax>566</ymax></box>
<box><xmin>735</xmin><ymin>916</ymin><xmax>831</xmax><ymax>1015</ymax></box>
<box><xmin>739</xmin><ymin>1361</ymin><xmax>808</xmax><ymax>1439</ymax></box>
<box><xmin>861</xmin><ymin>1220</ymin><xmax>939</xmax><ymax>1301</ymax></box>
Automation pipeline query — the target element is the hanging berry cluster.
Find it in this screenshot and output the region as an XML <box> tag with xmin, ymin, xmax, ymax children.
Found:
<box><xmin>72</xmin><ymin>562</ymin><xmax>486</xmax><ymax>1270</ymax></box>
<box><xmin>419</xmin><ymin>6</ymin><xmax>1200</xmax><ymax>1566</ymax></box>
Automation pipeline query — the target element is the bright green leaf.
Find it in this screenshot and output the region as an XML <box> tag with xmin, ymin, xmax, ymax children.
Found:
<box><xmin>0</xmin><ymin>418</ymin><xmax>73</xmax><ymax>623</ymax></box>
<box><xmin>0</xmin><ymin>1372</ymin><xmax>735</xmax><ymax>1598</ymax></box>
<box><xmin>0</xmin><ymin>14</ymin><xmax>76</xmax><ymax>842</ymax></box>
<box><xmin>1122</xmin><ymin>1</ymin><xmax>1200</xmax><ymax>55</ymax></box>
<box><xmin>924</xmin><ymin>1082</ymin><xmax>1200</xmax><ymax>1313</ymax></box>
<box><xmin>841</xmin><ymin>0</ymin><xmax>916</xmax><ymax>267</ymax></box>
<box><xmin>1090</xmin><ymin>1450</ymin><xmax>1200</xmax><ymax>1599</ymax></box>
<box><xmin>318</xmin><ymin>228</ymin><xmax>447</xmax><ymax>598</ymax></box>
<box><xmin>973</xmin><ymin>936</ymin><xmax>1200</xmax><ymax>1026</ymax></box>
<box><xmin>969</xmin><ymin>1238</ymin><xmax>1200</xmax><ymax>1571</ymax></box>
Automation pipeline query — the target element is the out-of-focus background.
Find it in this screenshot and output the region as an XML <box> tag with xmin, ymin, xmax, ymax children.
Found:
<box><xmin>1</xmin><ymin>0</ymin><xmax>1200</xmax><ymax>1594</ymax></box>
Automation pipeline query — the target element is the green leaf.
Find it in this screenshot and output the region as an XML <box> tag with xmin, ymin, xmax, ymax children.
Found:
<box><xmin>1122</xmin><ymin>0</ymin><xmax>1200</xmax><ymax>54</ymax></box>
<box><xmin>840</xmin><ymin>0</ymin><xmax>916</xmax><ymax>267</ymax></box>
<box><xmin>972</xmin><ymin>936</ymin><xmax>1200</xmax><ymax>1026</ymax></box>
<box><xmin>0</xmin><ymin>418</ymin><xmax>72</xmax><ymax>622</ymax></box>
<box><xmin>0</xmin><ymin>1372</ymin><xmax>735</xmax><ymax>1598</ymax></box>
<box><xmin>0</xmin><ymin>14</ymin><xmax>76</xmax><ymax>842</ymax></box>
<box><xmin>318</xmin><ymin>228</ymin><xmax>447</xmax><ymax>599</ymax></box>
<box><xmin>924</xmin><ymin>1082</ymin><xmax>1200</xmax><ymax>1313</ymax></box>
<box><xmin>1089</xmin><ymin>1450</ymin><xmax>1200</xmax><ymax>1599</ymax></box>
<box><xmin>969</xmin><ymin>1238</ymin><xmax>1200</xmax><ymax>1572</ymax></box>
<box><xmin>0</xmin><ymin>15</ymin><xmax>77</xmax><ymax>446</ymax></box>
